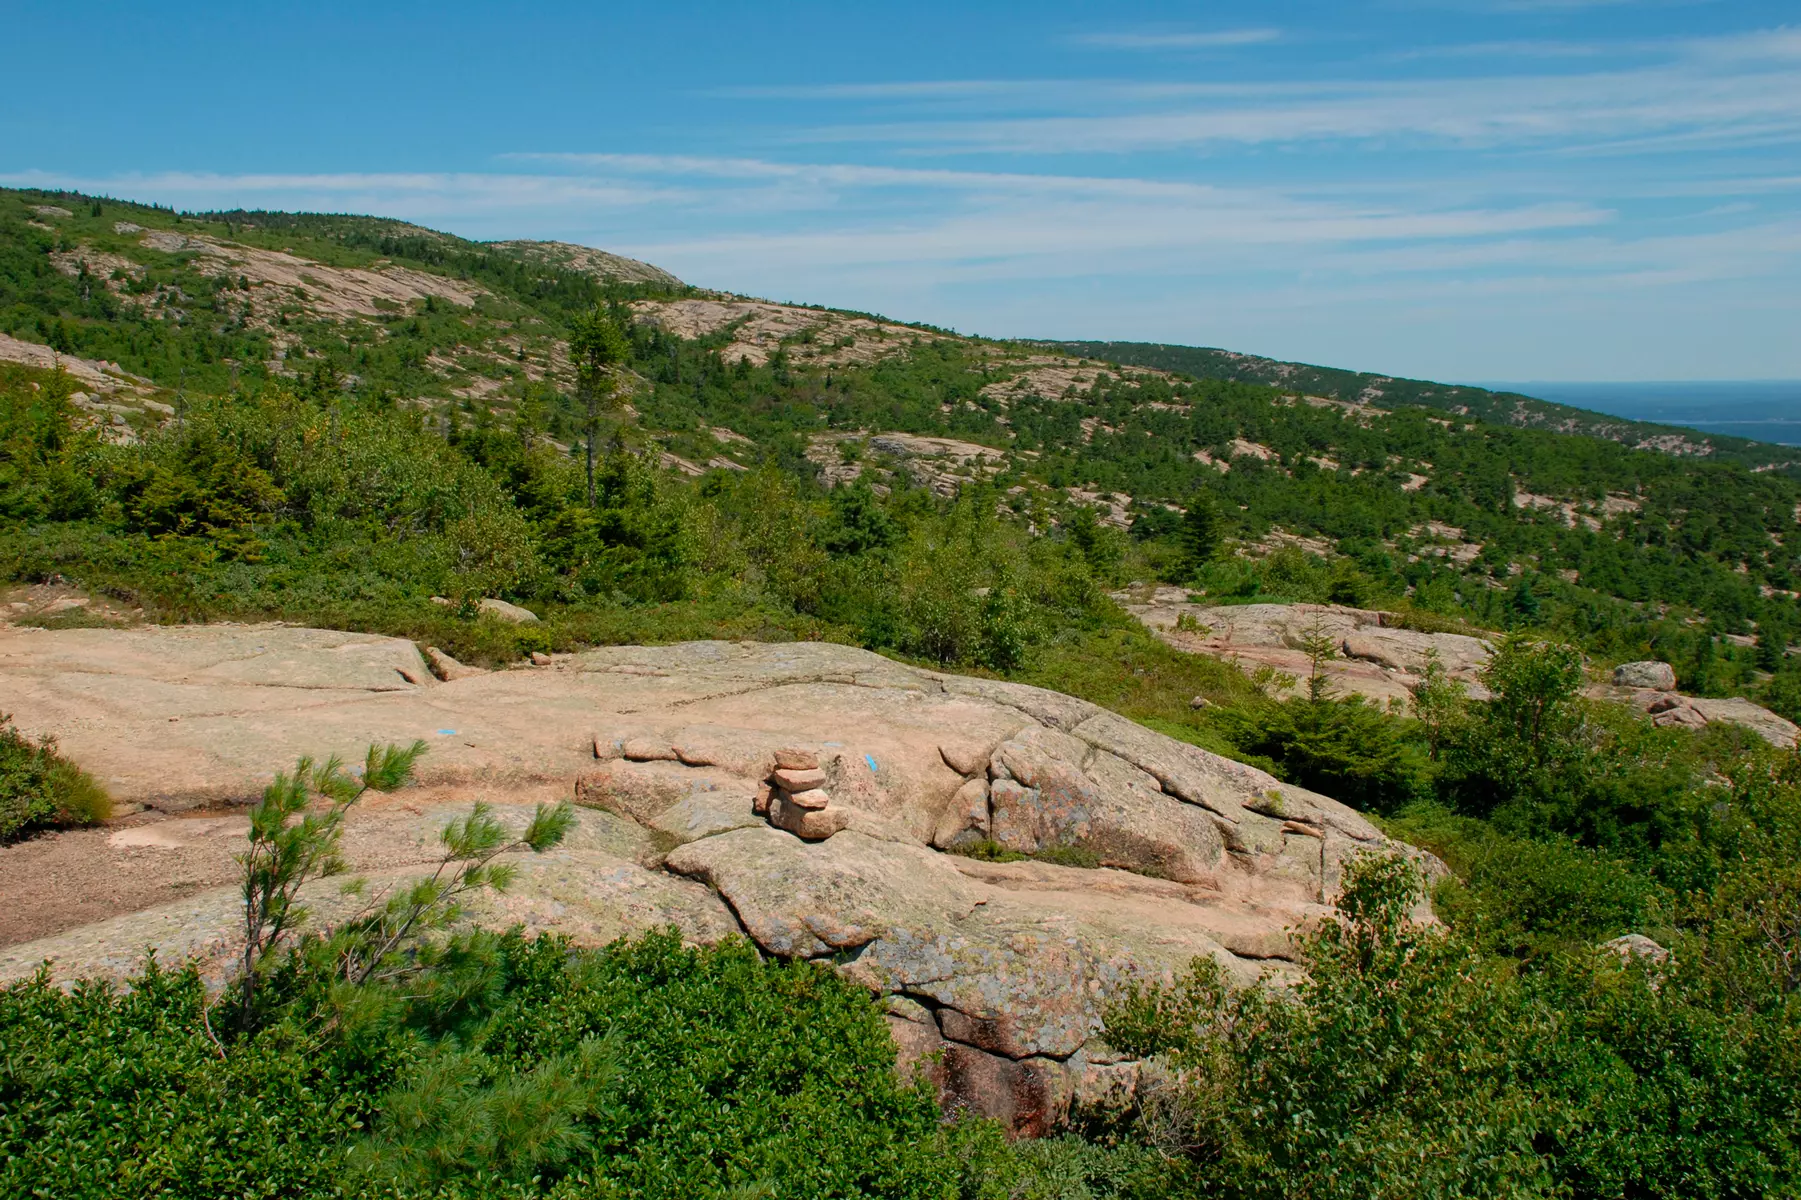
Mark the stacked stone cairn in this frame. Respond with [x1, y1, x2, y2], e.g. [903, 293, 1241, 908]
[755, 747, 850, 840]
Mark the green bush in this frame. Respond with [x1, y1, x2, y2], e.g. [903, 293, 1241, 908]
[1104, 853, 1801, 1200]
[0, 931, 985, 1200]
[0, 714, 109, 841]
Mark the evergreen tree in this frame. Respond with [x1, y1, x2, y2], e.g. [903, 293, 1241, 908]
[568, 308, 630, 508]
[1182, 490, 1224, 578]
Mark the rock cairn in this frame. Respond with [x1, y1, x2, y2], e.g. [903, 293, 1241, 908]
[756, 747, 850, 840]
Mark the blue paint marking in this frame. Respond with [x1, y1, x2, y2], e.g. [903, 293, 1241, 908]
[437, 729, 457, 736]
[865, 753, 878, 773]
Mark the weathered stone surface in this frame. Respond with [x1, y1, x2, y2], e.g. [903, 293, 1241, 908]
[479, 597, 540, 624]
[1113, 592, 1492, 706]
[940, 1044, 1073, 1138]
[939, 741, 995, 777]
[768, 794, 850, 839]
[1611, 687, 1798, 746]
[621, 738, 678, 762]
[771, 766, 828, 791]
[1686, 697, 1799, 747]
[1614, 660, 1678, 690]
[1119, 594, 1796, 748]
[774, 747, 819, 771]
[1601, 933, 1671, 964]
[0, 625, 1427, 1135]
[1342, 627, 1491, 675]
[425, 645, 487, 681]
[931, 777, 991, 848]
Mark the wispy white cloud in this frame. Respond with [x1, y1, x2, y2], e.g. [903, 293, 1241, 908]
[709, 80, 1042, 101]
[10, 24, 1798, 378]
[0, 168, 685, 214]
[1073, 28, 1282, 50]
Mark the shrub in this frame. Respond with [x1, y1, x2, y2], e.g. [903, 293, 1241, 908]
[0, 931, 977, 1200]
[0, 714, 109, 841]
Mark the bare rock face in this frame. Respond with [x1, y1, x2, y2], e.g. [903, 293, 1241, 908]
[0, 624, 1426, 1133]
[1118, 591, 1798, 748]
[1605, 687, 1799, 747]
[1613, 661, 1677, 691]
[1113, 591, 1493, 706]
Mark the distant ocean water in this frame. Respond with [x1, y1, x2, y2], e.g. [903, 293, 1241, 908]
[1477, 381, 1801, 446]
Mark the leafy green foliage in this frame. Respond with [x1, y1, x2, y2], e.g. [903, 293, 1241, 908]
[0, 713, 109, 841]
[2, 930, 1090, 1200]
[1105, 853, 1801, 1199]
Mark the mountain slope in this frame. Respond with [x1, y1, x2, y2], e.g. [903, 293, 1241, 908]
[1043, 339, 1795, 471]
[5, 184, 1801, 696]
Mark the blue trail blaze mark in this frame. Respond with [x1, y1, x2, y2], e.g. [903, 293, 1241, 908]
[865, 754, 879, 773]
[437, 729, 458, 736]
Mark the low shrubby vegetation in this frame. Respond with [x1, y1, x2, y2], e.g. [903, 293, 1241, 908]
[0, 713, 109, 841]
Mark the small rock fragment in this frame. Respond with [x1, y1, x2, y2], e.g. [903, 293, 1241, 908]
[1189, 695, 1212, 710]
[769, 794, 850, 840]
[774, 747, 819, 771]
[530, 651, 552, 666]
[770, 766, 828, 791]
[784, 787, 832, 810]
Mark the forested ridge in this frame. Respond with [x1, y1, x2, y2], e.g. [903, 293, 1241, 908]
[3, 186, 1798, 1198]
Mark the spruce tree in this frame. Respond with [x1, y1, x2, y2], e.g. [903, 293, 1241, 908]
[569, 307, 630, 507]
[1183, 490, 1224, 579]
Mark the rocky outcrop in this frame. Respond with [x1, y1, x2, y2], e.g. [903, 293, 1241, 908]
[1613, 661, 1677, 691]
[1117, 591, 1798, 747]
[1115, 590, 1493, 706]
[0, 624, 1426, 1133]
[1604, 689, 1799, 746]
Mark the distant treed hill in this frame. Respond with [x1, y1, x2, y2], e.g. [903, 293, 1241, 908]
[1044, 340, 1796, 473]
[7, 184, 1801, 688]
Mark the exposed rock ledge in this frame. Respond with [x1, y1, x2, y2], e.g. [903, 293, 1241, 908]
[0, 624, 1424, 1133]
[1117, 589, 1798, 747]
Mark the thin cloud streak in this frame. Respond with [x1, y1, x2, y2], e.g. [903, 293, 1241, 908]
[1074, 28, 1282, 49]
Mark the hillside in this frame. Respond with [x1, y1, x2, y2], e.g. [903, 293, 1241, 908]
[7, 184, 1801, 696]
[1044, 338, 1799, 471]
[4, 185, 1801, 1198]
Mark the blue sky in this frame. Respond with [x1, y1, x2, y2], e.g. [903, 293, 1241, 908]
[4, 1, 1799, 382]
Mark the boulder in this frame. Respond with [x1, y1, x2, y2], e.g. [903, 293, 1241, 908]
[1613, 661, 1677, 691]
[0, 625, 1429, 1135]
[425, 645, 487, 682]
[479, 597, 540, 624]
[1600, 933, 1671, 965]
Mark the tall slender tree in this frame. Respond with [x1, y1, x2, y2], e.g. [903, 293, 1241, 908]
[569, 307, 630, 507]
[1182, 489, 1224, 579]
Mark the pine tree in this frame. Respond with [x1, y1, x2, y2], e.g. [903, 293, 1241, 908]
[1182, 490, 1224, 579]
[569, 308, 630, 507]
